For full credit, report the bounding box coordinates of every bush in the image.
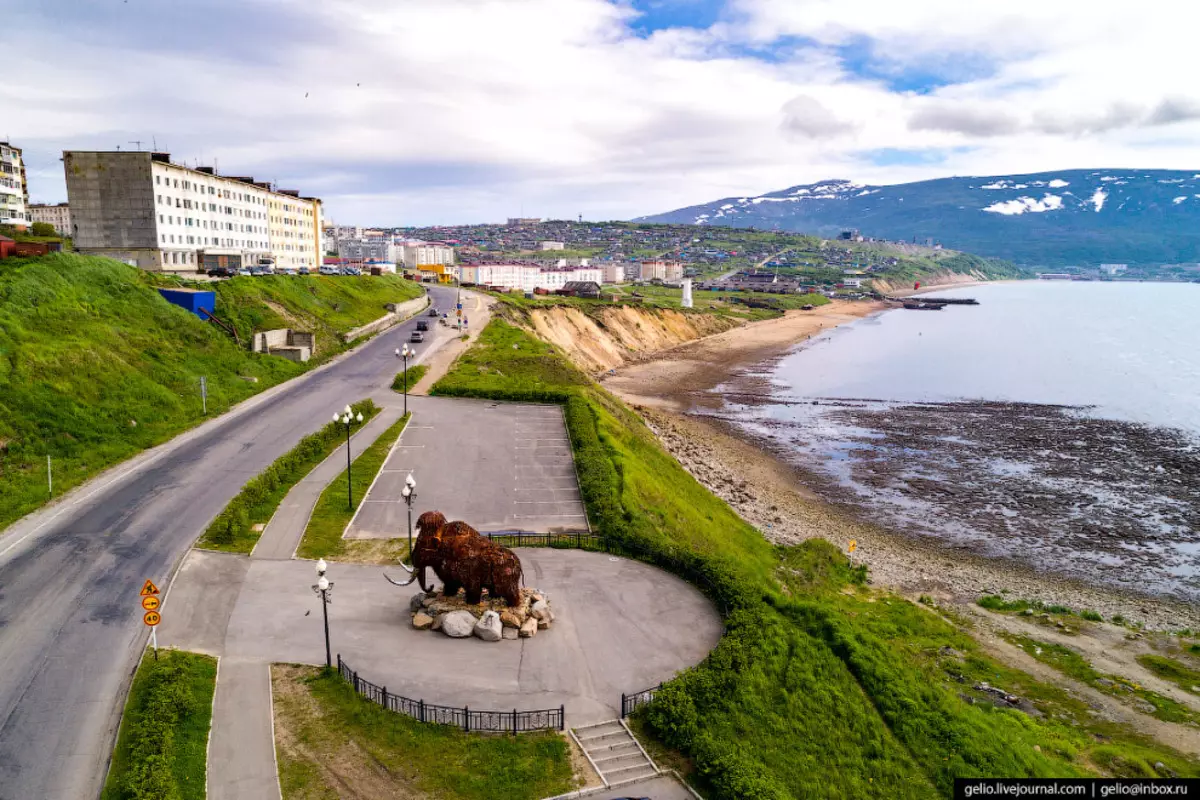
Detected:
[197,399,379,552]
[30,221,58,237]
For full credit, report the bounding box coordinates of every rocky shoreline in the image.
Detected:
[635,406,1200,633]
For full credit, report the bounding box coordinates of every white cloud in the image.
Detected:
[4,0,1200,224]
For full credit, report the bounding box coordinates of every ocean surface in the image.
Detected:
[716,281,1200,599]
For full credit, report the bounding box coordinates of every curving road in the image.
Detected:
[0,283,460,800]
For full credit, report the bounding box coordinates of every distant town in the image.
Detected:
[3,141,1197,287]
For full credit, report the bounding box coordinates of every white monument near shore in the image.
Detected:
[681,278,693,308]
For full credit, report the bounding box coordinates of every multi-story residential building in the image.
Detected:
[268,189,322,270]
[63,151,322,273]
[338,238,394,263]
[601,262,628,284]
[637,259,683,282]
[400,243,455,269]
[29,203,71,235]
[458,263,601,292]
[0,142,29,229]
[539,240,565,251]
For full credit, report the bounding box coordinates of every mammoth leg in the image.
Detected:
[442,578,462,598]
[463,585,484,605]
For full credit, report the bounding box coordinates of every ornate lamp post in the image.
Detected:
[334,405,364,510]
[395,345,416,416]
[401,473,416,562]
[312,558,334,669]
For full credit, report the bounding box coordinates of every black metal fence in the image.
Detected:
[337,655,565,733]
[483,530,606,551]
[621,683,662,718]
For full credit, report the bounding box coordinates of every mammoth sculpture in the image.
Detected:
[385,510,523,607]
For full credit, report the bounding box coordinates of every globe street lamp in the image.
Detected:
[401,473,416,563]
[312,558,334,669]
[334,405,364,510]
[395,345,416,416]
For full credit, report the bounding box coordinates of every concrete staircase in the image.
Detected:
[571,719,659,787]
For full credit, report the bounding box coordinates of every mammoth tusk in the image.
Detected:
[383,569,418,586]
[395,561,414,573]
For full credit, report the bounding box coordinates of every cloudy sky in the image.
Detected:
[7,0,1198,225]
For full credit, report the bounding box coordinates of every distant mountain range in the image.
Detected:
[635,169,1200,267]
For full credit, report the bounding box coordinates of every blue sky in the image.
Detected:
[4,0,1196,224]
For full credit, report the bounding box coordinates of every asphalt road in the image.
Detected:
[0,283,460,800]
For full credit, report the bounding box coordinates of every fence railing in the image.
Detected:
[621,683,662,718]
[337,655,565,733]
[483,530,606,551]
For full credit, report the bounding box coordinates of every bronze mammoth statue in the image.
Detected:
[385,510,523,607]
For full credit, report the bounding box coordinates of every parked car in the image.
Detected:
[206,266,235,278]
[279,267,297,276]
[237,267,252,276]
[410,330,424,343]
[341,266,362,276]
[415,320,429,332]
[428,307,439,317]
[259,265,276,275]
[298,267,311,275]
[249,266,265,276]
[319,265,340,276]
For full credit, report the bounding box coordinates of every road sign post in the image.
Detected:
[200,376,208,415]
[141,580,161,659]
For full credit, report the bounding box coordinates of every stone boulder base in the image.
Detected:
[412,612,434,630]
[441,610,477,638]
[474,610,503,642]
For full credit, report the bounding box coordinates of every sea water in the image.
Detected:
[717,281,1200,599]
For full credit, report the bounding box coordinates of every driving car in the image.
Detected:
[415,320,429,331]
[428,307,439,317]
[298,267,311,275]
[410,330,424,343]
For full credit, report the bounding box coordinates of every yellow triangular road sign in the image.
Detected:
[140,579,160,596]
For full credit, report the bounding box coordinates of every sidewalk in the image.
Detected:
[208,659,280,800]
[250,405,405,560]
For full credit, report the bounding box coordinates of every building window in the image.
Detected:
[155,176,160,185]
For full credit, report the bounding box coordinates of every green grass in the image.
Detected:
[1007,635,1200,726]
[978,595,1076,616]
[430,314,1200,797]
[297,413,410,559]
[390,364,427,393]
[274,666,574,800]
[197,399,379,553]
[1136,654,1200,695]
[0,254,425,535]
[101,650,217,800]
[157,272,424,357]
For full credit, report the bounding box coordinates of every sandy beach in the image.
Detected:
[603,297,1200,631]
[604,299,888,411]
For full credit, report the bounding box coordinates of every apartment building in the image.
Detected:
[601,262,628,284]
[29,203,71,235]
[458,263,602,292]
[400,243,455,269]
[63,151,322,273]
[0,142,29,229]
[638,259,684,282]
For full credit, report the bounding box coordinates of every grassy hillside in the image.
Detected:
[0,254,422,532]
[433,317,1199,798]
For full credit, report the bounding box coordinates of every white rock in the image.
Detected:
[531,600,551,621]
[441,610,477,638]
[474,610,503,642]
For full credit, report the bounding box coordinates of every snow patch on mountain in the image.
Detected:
[1174,196,1188,204]
[982,194,1064,215]
[1091,189,1108,212]
[1048,179,1070,188]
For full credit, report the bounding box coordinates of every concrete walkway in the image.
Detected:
[208,660,280,800]
[250,405,405,560]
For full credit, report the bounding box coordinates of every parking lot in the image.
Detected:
[346,395,589,538]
